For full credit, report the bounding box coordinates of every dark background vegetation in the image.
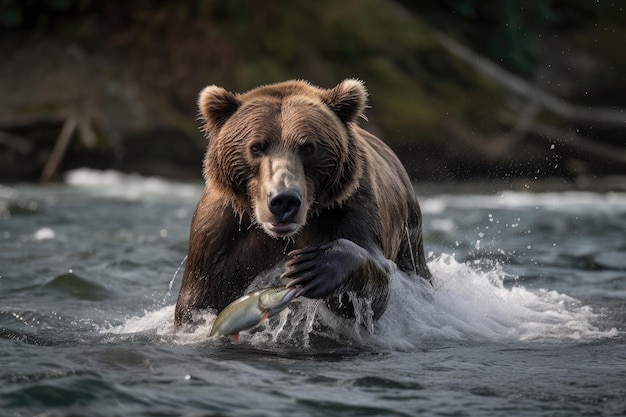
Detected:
[1,0,625,186]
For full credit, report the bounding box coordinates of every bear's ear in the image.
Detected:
[321,78,368,124]
[198,85,242,131]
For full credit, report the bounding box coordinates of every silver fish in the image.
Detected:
[209,286,298,343]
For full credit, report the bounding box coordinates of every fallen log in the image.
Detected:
[39,112,100,182]
[435,32,626,126]
[0,130,33,154]
[40,116,78,182]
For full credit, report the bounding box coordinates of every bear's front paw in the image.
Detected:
[281,238,369,299]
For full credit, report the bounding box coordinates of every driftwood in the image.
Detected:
[529,122,626,166]
[39,112,99,182]
[435,32,626,127]
[0,130,33,154]
[40,116,78,182]
[0,105,100,181]
[435,32,626,174]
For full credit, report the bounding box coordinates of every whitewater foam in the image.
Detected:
[33,227,56,241]
[420,191,626,214]
[64,168,201,201]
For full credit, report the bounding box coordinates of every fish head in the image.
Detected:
[258,286,298,314]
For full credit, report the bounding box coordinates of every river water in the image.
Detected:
[1,169,625,417]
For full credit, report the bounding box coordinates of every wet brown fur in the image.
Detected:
[175,79,430,326]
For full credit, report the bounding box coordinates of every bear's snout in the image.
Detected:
[253,155,308,238]
[268,189,302,223]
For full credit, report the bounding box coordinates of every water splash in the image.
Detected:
[103,254,618,349]
[163,255,187,305]
[376,254,618,348]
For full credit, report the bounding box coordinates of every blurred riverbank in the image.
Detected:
[1,1,624,184]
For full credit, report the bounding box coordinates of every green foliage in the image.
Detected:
[398,0,608,74]
[0,0,91,29]
[2,0,614,76]
[2,0,622,150]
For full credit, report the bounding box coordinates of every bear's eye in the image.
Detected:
[299,143,315,156]
[250,142,265,156]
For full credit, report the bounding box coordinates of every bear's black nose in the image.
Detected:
[268,189,302,223]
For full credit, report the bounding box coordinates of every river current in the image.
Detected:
[1,169,625,416]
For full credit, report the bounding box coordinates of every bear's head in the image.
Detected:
[198,79,367,238]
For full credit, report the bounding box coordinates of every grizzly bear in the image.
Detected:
[174,79,431,326]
